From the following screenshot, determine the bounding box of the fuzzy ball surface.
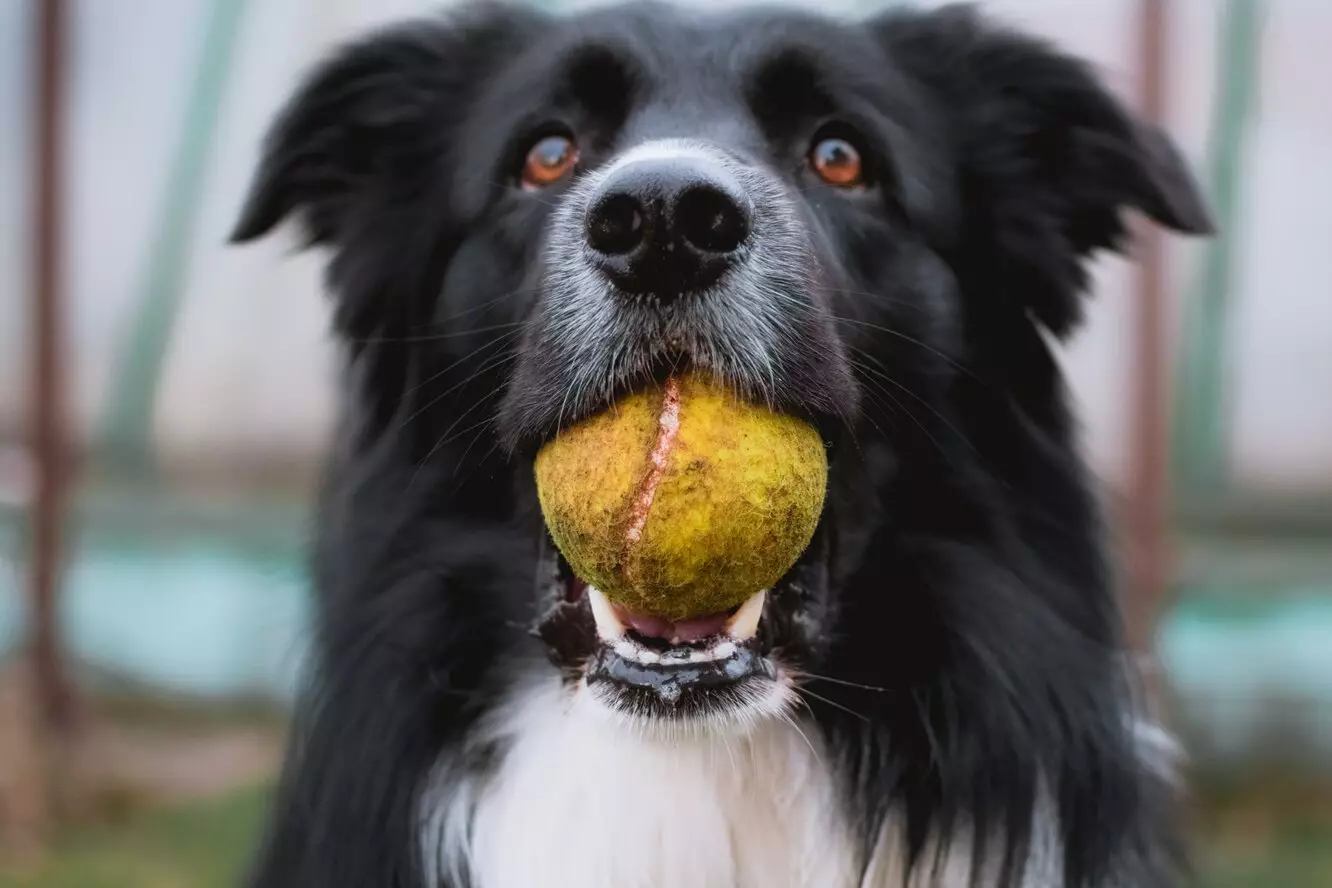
[534,373,827,621]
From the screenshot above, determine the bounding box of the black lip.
[586,644,776,707]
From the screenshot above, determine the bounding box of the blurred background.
[0,0,1328,885]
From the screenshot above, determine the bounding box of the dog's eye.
[808,137,863,187]
[521,134,579,190]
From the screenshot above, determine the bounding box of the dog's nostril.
[586,193,646,255]
[675,185,748,254]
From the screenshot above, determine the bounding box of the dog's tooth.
[637,649,660,664]
[726,590,766,641]
[614,641,637,660]
[587,586,625,640]
[712,641,737,660]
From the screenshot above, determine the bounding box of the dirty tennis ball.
[534,372,827,623]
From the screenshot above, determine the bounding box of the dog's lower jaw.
[418,674,1085,888]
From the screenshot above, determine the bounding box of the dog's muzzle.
[497,138,856,451]
[510,140,853,727]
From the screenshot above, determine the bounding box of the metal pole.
[31,0,76,732]
[1126,0,1171,662]
[1171,0,1262,503]
[99,0,251,471]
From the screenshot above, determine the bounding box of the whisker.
[451,432,503,487]
[836,386,896,455]
[407,388,507,491]
[436,407,505,453]
[344,319,526,345]
[798,672,890,693]
[399,327,523,401]
[343,282,542,342]
[449,425,502,486]
[432,284,543,326]
[830,314,980,381]
[776,709,823,766]
[849,350,978,455]
[718,731,740,782]
[850,359,950,458]
[398,336,521,426]
[820,286,935,314]
[796,686,870,723]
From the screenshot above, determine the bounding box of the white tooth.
[587,586,625,640]
[637,649,660,664]
[726,590,766,641]
[713,641,737,660]
[614,641,637,659]
[688,649,710,663]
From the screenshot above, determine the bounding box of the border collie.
[230,2,1211,886]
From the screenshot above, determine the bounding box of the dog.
[229,2,1211,886]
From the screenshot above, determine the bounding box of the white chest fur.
[422,677,1073,888]
[425,677,857,888]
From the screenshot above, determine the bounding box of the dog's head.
[233,1,1209,732]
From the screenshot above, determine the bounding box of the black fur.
[231,3,1211,886]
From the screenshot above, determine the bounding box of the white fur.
[427,675,860,888]
[414,673,1165,888]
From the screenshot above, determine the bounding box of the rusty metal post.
[1126,0,1172,669]
[30,0,77,733]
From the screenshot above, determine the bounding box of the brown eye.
[521,134,578,189]
[809,137,863,187]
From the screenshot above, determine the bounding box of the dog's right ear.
[230,6,534,246]
[229,22,444,245]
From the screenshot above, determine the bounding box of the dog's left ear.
[873,4,1213,336]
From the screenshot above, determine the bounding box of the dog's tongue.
[615,605,732,643]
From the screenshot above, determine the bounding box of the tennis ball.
[534,373,827,622]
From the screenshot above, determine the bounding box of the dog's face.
[233,2,1209,733]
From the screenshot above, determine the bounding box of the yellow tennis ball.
[534,373,827,622]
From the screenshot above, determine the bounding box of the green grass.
[1192,775,1332,888]
[1198,834,1332,888]
[2,782,1329,888]
[1200,845,1332,888]
[0,786,269,888]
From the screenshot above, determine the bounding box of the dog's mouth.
[533,529,831,723]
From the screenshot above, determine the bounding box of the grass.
[0,786,269,888]
[1198,830,1332,888]
[2,781,1330,887]
[1191,771,1332,888]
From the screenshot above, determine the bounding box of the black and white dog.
[230,2,1211,886]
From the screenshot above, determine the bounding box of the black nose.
[584,157,750,298]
